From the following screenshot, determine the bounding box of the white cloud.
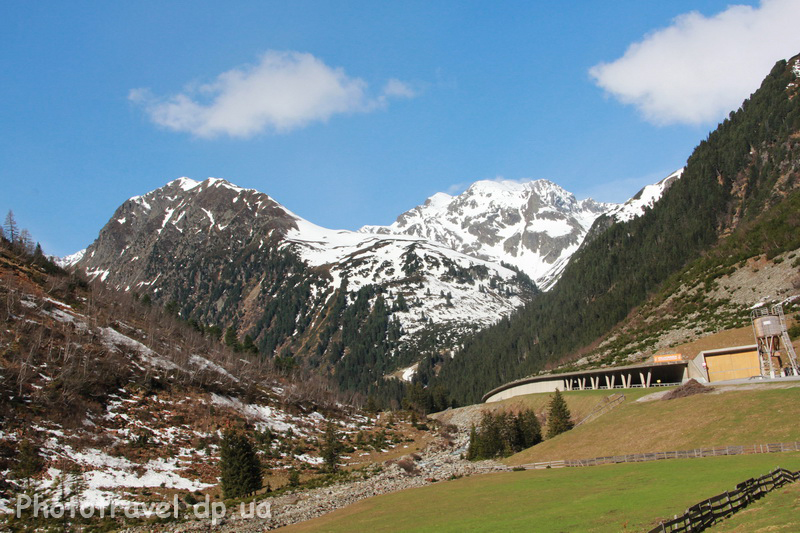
[382,79,417,99]
[589,0,800,125]
[130,51,416,138]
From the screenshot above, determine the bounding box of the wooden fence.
[647,467,800,532]
[518,441,800,470]
[575,393,625,427]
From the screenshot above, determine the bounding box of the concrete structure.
[696,345,760,383]
[483,334,798,403]
[482,358,704,403]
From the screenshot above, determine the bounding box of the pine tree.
[219,430,262,499]
[394,292,409,312]
[546,389,574,439]
[466,424,479,460]
[242,334,258,354]
[364,395,379,414]
[13,439,44,491]
[321,421,342,473]
[224,326,240,351]
[516,409,542,448]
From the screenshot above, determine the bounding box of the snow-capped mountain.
[283,217,531,337]
[361,179,616,290]
[70,172,677,384]
[606,168,684,223]
[74,177,535,358]
[55,248,85,268]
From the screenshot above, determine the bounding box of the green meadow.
[282,453,800,532]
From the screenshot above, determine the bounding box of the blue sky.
[2,1,799,256]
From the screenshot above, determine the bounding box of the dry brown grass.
[668,325,756,359]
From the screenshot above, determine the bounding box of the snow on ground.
[210,394,301,434]
[401,363,419,382]
[284,212,528,336]
[100,327,179,371]
[189,354,238,382]
[360,178,616,290]
[294,454,324,465]
[85,267,110,282]
[0,438,214,513]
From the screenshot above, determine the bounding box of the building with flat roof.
[481,343,784,403]
[482,357,703,403]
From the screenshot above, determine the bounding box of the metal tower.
[751,304,799,378]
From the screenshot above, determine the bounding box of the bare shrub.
[396,457,418,475]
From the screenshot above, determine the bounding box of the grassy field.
[505,384,800,465]
[709,478,800,532]
[281,453,800,532]
[432,387,658,432]
[487,387,655,417]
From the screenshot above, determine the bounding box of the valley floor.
[119,429,507,532]
[277,453,800,532]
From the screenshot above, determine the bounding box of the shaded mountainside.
[428,55,800,404]
[73,177,537,402]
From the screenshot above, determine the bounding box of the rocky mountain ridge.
[67,170,678,391]
[361,178,617,290]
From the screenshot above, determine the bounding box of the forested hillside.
[426,55,800,404]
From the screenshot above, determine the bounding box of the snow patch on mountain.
[55,248,86,268]
[606,168,684,223]
[284,213,530,335]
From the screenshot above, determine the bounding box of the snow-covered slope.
[606,168,684,223]
[55,248,86,268]
[284,216,530,336]
[74,177,535,352]
[68,172,679,378]
[361,179,616,290]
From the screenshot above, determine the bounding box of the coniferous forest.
[423,58,800,404]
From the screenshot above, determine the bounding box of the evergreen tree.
[13,439,44,491]
[219,430,262,499]
[546,389,573,439]
[364,394,379,414]
[224,326,240,351]
[466,424,479,460]
[466,408,542,460]
[394,292,409,312]
[241,334,258,354]
[517,409,542,448]
[321,421,342,473]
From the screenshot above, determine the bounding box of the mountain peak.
[169,177,201,191]
[606,168,684,223]
[465,178,563,196]
[361,177,618,288]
